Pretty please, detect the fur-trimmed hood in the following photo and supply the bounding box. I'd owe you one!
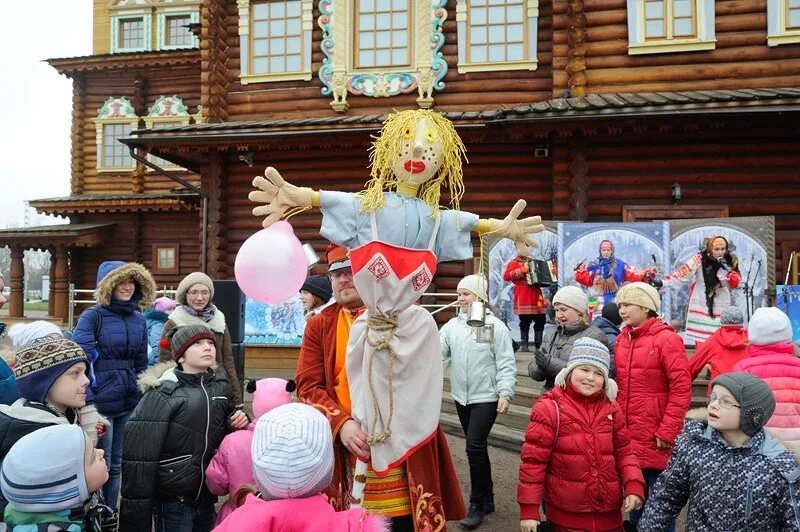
[95,262,156,307]
[168,304,227,334]
[138,361,179,393]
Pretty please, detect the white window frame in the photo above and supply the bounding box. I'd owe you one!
[627,0,715,55]
[94,97,139,172]
[157,10,200,50]
[110,12,153,53]
[143,96,192,171]
[237,0,314,84]
[768,0,800,46]
[456,0,538,73]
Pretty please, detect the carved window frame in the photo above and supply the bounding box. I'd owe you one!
[626,0,715,55]
[94,97,139,172]
[157,9,200,50]
[768,0,800,46]
[152,242,181,274]
[455,0,539,74]
[237,0,314,84]
[318,0,448,112]
[110,12,153,53]
[143,96,192,171]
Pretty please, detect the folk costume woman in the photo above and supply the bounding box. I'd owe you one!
[249,109,543,515]
[664,235,741,343]
[574,240,655,316]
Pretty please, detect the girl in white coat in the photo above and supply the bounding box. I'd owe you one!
[440,274,517,530]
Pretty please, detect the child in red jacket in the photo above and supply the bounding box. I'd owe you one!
[518,338,645,532]
[687,306,749,394]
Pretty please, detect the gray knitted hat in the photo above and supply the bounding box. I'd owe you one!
[712,372,775,436]
[720,306,744,325]
[554,337,618,401]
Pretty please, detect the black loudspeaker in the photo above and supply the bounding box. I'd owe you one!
[230,342,246,392]
[212,279,246,344]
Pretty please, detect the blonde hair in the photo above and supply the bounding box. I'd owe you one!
[360,109,467,215]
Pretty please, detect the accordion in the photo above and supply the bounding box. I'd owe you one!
[525,259,558,287]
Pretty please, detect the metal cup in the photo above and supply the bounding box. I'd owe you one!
[466,301,486,327]
[303,243,320,268]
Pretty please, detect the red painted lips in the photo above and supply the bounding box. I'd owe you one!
[403,160,426,174]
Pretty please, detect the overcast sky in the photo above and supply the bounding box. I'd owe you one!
[0,2,93,229]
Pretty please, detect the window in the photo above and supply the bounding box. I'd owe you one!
[768,0,800,46]
[143,96,192,171]
[157,10,200,50]
[153,243,180,274]
[94,97,139,172]
[627,0,715,55]
[355,0,410,69]
[238,0,313,84]
[317,0,449,111]
[456,0,538,73]
[110,14,153,53]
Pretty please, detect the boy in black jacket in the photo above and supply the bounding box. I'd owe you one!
[119,325,248,532]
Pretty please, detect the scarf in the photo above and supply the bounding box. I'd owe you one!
[183,303,216,323]
[105,298,138,316]
[700,251,738,318]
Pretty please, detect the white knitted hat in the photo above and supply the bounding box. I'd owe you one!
[457,274,488,302]
[251,403,334,500]
[554,337,618,401]
[8,321,62,350]
[552,286,589,316]
[748,307,792,346]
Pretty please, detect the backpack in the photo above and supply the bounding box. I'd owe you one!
[86,307,103,389]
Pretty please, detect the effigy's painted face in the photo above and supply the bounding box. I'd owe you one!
[391,118,444,185]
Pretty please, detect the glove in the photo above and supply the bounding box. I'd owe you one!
[535,348,551,369]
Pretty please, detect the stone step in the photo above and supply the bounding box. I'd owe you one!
[441,391,532,432]
[440,411,523,453]
[442,377,540,409]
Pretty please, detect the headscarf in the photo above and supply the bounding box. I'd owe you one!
[700,235,738,317]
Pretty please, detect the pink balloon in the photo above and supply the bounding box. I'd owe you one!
[235,221,307,304]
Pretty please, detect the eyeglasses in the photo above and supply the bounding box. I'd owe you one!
[329,269,353,281]
[187,290,211,297]
[707,393,740,410]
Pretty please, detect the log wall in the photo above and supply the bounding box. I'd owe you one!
[555,0,800,94]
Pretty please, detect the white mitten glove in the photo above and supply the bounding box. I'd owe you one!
[248,167,314,228]
[79,404,109,446]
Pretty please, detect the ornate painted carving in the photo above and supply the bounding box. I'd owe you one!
[97,97,137,119]
[318,0,448,111]
[147,95,190,117]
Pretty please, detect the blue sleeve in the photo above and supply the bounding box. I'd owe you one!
[72,308,99,358]
[135,315,148,375]
[319,190,361,249]
[0,359,20,406]
[437,210,478,262]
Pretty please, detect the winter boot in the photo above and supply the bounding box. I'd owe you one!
[459,503,485,530]
[517,330,529,352]
[533,328,544,350]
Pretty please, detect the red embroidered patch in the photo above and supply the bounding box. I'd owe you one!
[367,256,391,283]
[411,269,431,292]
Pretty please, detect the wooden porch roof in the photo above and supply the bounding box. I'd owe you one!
[47,49,200,77]
[0,223,116,248]
[29,192,198,216]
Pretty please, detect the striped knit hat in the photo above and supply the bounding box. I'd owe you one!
[1,425,90,512]
[554,337,618,401]
[14,337,88,403]
[164,325,216,363]
[251,403,334,500]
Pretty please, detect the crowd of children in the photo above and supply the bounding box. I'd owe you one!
[0,261,799,532]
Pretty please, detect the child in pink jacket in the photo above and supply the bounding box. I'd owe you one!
[205,378,295,524]
[213,403,389,532]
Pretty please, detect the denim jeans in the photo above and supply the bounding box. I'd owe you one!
[628,468,675,532]
[154,499,216,532]
[100,409,132,509]
[455,401,498,508]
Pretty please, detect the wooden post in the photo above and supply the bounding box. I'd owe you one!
[53,245,69,324]
[568,133,589,221]
[48,249,56,317]
[8,246,24,318]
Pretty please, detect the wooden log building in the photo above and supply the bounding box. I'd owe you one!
[3,0,800,337]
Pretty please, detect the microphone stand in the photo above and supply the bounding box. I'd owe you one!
[746,259,762,318]
[741,251,756,322]
[781,251,797,313]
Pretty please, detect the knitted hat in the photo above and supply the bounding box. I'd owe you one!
[616,282,661,312]
[720,306,744,326]
[601,302,623,326]
[711,372,775,436]
[747,307,792,346]
[14,337,89,403]
[166,325,216,363]
[8,321,62,350]
[552,286,589,316]
[247,378,296,420]
[457,274,488,302]
[1,424,90,512]
[252,403,334,500]
[326,243,351,273]
[554,337,618,401]
[176,272,215,305]
[300,275,333,303]
[153,296,177,313]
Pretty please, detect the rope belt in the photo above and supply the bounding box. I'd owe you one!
[365,313,399,445]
